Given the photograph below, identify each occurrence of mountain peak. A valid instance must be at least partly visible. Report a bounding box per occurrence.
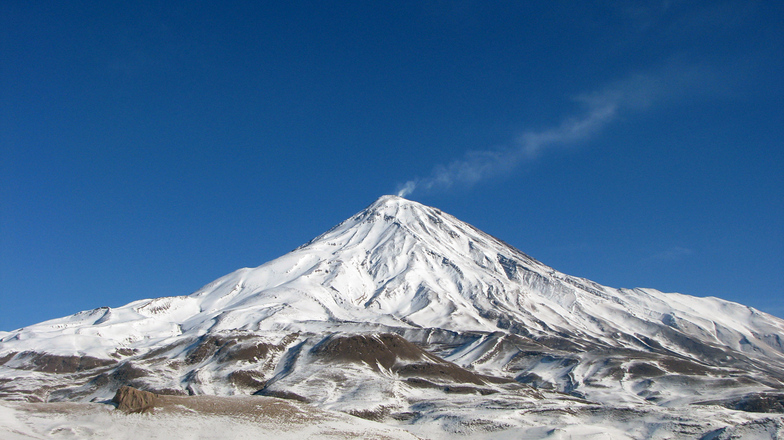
[2,195,784,437]
[366,194,415,212]
[349,194,435,228]
[373,194,407,204]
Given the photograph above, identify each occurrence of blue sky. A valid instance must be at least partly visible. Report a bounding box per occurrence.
[1,1,782,331]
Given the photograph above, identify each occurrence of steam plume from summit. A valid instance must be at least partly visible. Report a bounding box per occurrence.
[397,66,709,197]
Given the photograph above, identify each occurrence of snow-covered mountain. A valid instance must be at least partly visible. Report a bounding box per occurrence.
[2,195,783,437]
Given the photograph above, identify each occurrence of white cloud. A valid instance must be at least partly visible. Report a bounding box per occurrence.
[651,246,694,261]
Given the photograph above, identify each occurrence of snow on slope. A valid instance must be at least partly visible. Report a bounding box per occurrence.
[3,195,782,361]
[0,397,420,440]
[2,391,784,440]
[1,195,784,437]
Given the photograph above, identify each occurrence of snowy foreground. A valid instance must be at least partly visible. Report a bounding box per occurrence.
[0,396,416,440]
[1,396,783,440]
[2,196,783,439]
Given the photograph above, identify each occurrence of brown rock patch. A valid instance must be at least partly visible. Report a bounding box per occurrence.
[659,357,714,375]
[627,362,666,379]
[15,351,115,374]
[220,341,277,364]
[0,352,17,366]
[112,386,158,413]
[312,333,492,386]
[732,393,784,413]
[310,333,438,371]
[393,362,486,385]
[228,370,267,389]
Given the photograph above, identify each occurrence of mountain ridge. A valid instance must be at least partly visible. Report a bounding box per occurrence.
[1,195,783,436]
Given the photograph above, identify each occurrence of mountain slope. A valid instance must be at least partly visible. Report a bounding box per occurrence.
[1,195,783,435]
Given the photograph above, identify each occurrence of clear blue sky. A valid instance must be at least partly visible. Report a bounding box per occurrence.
[2,1,782,331]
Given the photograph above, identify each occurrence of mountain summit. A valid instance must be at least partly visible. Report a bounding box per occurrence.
[2,196,783,436]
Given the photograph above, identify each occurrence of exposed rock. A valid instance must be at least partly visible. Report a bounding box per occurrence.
[89,361,151,391]
[112,386,158,413]
[659,357,715,376]
[310,333,427,371]
[703,417,784,439]
[15,351,115,374]
[0,352,16,366]
[185,335,232,365]
[348,405,393,421]
[732,393,784,413]
[394,361,486,385]
[112,348,137,358]
[253,388,309,403]
[311,332,493,385]
[228,370,267,390]
[627,362,666,378]
[181,332,285,367]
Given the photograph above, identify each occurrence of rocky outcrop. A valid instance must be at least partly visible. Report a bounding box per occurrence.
[310,333,430,371]
[112,386,158,413]
[731,393,784,413]
[13,351,115,373]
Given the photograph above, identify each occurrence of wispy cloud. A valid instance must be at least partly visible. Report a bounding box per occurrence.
[397,65,712,197]
[650,246,694,261]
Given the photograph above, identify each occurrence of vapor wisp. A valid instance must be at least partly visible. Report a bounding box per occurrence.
[396,68,698,198]
[397,100,616,197]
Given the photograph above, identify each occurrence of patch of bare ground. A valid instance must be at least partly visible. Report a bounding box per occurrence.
[155,393,419,439]
[4,398,419,439]
[729,393,784,413]
[311,333,430,371]
[182,332,290,366]
[228,369,266,389]
[0,352,16,366]
[312,333,507,388]
[254,388,310,402]
[658,357,715,375]
[13,351,116,373]
[534,335,586,351]
[155,394,314,422]
[347,405,394,421]
[109,386,342,423]
[405,377,497,395]
[91,361,150,388]
[627,362,666,379]
[111,348,138,358]
[12,400,107,415]
[394,361,486,385]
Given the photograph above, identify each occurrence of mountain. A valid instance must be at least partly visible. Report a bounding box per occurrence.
[2,195,783,437]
